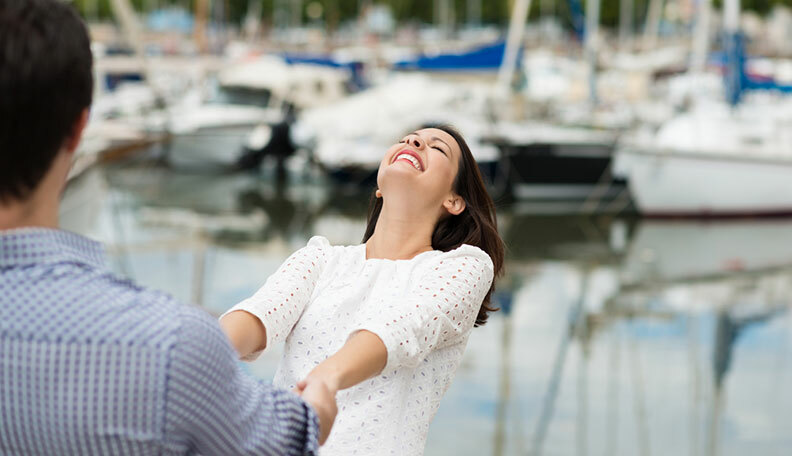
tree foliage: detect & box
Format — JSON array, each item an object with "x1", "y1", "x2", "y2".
[{"x1": 71, "y1": 0, "x2": 792, "y2": 30}]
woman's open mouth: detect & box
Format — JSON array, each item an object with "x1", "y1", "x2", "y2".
[{"x1": 392, "y1": 150, "x2": 424, "y2": 171}]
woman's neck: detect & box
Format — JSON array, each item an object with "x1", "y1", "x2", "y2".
[{"x1": 365, "y1": 205, "x2": 436, "y2": 260}]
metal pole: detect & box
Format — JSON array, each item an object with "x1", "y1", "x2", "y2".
[
  {"x1": 291, "y1": 0, "x2": 302, "y2": 27},
  {"x1": 541, "y1": 0, "x2": 554, "y2": 22},
  {"x1": 692, "y1": 0, "x2": 712, "y2": 73},
  {"x1": 723, "y1": 0, "x2": 740, "y2": 32},
  {"x1": 496, "y1": 0, "x2": 531, "y2": 95},
  {"x1": 643, "y1": 0, "x2": 664, "y2": 49},
  {"x1": 618, "y1": 0, "x2": 633, "y2": 50},
  {"x1": 585, "y1": 0, "x2": 601, "y2": 105},
  {"x1": 467, "y1": 0, "x2": 481, "y2": 26}
]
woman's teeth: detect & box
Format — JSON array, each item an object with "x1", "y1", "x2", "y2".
[{"x1": 395, "y1": 153, "x2": 422, "y2": 171}]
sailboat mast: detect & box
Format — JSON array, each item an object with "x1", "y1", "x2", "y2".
[
  {"x1": 194, "y1": 0, "x2": 209, "y2": 53},
  {"x1": 585, "y1": 0, "x2": 601, "y2": 105},
  {"x1": 724, "y1": 0, "x2": 740, "y2": 32},
  {"x1": 691, "y1": 0, "x2": 713, "y2": 73},
  {"x1": 467, "y1": 0, "x2": 481, "y2": 27},
  {"x1": 618, "y1": 0, "x2": 633, "y2": 50},
  {"x1": 496, "y1": 0, "x2": 531, "y2": 94}
]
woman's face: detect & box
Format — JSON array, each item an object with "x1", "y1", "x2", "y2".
[{"x1": 377, "y1": 128, "x2": 463, "y2": 212}]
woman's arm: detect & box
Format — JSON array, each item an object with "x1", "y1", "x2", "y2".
[
  {"x1": 297, "y1": 330, "x2": 387, "y2": 395},
  {"x1": 219, "y1": 236, "x2": 331, "y2": 360},
  {"x1": 219, "y1": 310, "x2": 267, "y2": 358}
]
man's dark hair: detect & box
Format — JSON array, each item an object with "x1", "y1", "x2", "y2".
[{"x1": 0, "y1": 0, "x2": 93, "y2": 202}]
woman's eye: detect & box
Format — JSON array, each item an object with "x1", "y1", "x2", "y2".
[{"x1": 433, "y1": 146, "x2": 447, "y2": 155}]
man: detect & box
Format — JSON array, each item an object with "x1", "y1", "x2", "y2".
[{"x1": 0, "y1": 0, "x2": 336, "y2": 454}]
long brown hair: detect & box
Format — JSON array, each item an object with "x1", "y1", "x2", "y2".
[{"x1": 362, "y1": 124, "x2": 505, "y2": 326}]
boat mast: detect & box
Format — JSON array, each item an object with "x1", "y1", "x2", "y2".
[
  {"x1": 643, "y1": 0, "x2": 664, "y2": 49},
  {"x1": 434, "y1": 0, "x2": 454, "y2": 39},
  {"x1": 496, "y1": 0, "x2": 531, "y2": 95},
  {"x1": 467, "y1": 0, "x2": 481, "y2": 27},
  {"x1": 109, "y1": 0, "x2": 145, "y2": 57},
  {"x1": 691, "y1": 0, "x2": 713, "y2": 73},
  {"x1": 194, "y1": 0, "x2": 209, "y2": 53},
  {"x1": 723, "y1": 0, "x2": 743, "y2": 105},
  {"x1": 584, "y1": 0, "x2": 601, "y2": 105},
  {"x1": 291, "y1": 0, "x2": 303, "y2": 27},
  {"x1": 618, "y1": 0, "x2": 633, "y2": 50}
]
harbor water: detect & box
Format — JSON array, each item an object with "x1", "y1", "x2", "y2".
[{"x1": 61, "y1": 160, "x2": 792, "y2": 456}]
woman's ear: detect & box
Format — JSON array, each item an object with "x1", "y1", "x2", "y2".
[{"x1": 443, "y1": 194, "x2": 466, "y2": 216}]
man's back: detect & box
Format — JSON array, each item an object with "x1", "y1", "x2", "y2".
[{"x1": 0, "y1": 228, "x2": 319, "y2": 455}]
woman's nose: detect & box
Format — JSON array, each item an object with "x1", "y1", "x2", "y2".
[{"x1": 408, "y1": 135, "x2": 423, "y2": 149}]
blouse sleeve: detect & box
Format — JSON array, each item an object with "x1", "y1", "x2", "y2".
[
  {"x1": 351, "y1": 245, "x2": 494, "y2": 373},
  {"x1": 221, "y1": 236, "x2": 330, "y2": 360}
]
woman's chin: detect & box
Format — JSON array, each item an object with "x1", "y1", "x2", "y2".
[{"x1": 379, "y1": 164, "x2": 423, "y2": 183}]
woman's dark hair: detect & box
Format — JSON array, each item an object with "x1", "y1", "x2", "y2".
[{"x1": 362, "y1": 124, "x2": 505, "y2": 326}]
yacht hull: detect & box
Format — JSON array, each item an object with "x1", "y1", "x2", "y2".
[{"x1": 615, "y1": 148, "x2": 792, "y2": 216}]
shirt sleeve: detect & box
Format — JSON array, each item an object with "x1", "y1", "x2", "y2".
[
  {"x1": 351, "y1": 246, "x2": 494, "y2": 373},
  {"x1": 165, "y1": 306, "x2": 320, "y2": 456},
  {"x1": 221, "y1": 236, "x2": 330, "y2": 360}
]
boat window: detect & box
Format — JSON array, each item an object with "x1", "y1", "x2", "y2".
[{"x1": 213, "y1": 86, "x2": 272, "y2": 108}]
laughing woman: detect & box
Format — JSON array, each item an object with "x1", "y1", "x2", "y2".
[{"x1": 220, "y1": 125, "x2": 505, "y2": 455}]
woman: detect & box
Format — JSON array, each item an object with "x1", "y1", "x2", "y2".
[{"x1": 220, "y1": 125, "x2": 505, "y2": 455}]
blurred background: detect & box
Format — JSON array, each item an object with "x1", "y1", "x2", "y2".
[{"x1": 60, "y1": 0, "x2": 792, "y2": 454}]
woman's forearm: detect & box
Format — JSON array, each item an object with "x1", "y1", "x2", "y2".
[
  {"x1": 219, "y1": 310, "x2": 268, "y2": 358},
  {"x1": 303, "y1": 330, "x2": 387, "y2": 394}
]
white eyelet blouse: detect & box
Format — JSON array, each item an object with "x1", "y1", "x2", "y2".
[{"x1": 223, "y1": 236, "x2": 495, "y2": 455}]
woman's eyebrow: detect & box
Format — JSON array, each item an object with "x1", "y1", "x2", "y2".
[{"x1": 432, "y1": 136, "x2": 451, "y2": 151}]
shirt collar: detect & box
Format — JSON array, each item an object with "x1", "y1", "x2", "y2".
[{"x1": 0, "y1": 227, "x2": 106, "y2": 269}]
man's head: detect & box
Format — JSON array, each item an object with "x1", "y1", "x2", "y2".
[{"x1": 0, "y1": 0, "x2": 93, "y2": 204}]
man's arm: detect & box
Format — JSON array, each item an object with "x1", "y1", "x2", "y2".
[{"x1": 165, "y1": 307, "x2": 336, "y2": 455}]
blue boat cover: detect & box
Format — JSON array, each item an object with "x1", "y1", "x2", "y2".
[{"x1": 392, "y1": 40, "x2": 515, "y2": 72}]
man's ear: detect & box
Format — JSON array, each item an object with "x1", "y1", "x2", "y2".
[
  {"x1": 64, "y1": 108, "x2": 90, "y2": 155},
  {"x1": 442, "y1": 194, "x2": 466, "y2": 216}
]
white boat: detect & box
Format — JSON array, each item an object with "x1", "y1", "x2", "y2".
[
  {"x1": 613, "y1": 98, "x2": 792, "y2": 216},
  {"x1": 217, "y1": 55, "x2": 352, "y2": 109},
  {"x1": 292, "y1": 74, "x2": 501, "y2": 186},
  {"x1": 155, "y1": 100, "x2": 284, "y2": 168},
  {"x1": 68, "y1": 79, "x2": 162, "y2": 181}
]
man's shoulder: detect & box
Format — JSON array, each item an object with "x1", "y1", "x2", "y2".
[
  {"x1": 52, "y1": 267, "x2": 218, "y2": 353},
  {"x1": 101, "y1": 279, "x2": 228, "y2": 355}
]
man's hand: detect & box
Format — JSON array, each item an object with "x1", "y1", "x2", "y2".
[{"x1": 296, "y1": 377, "x2": 337, "y2": 445}]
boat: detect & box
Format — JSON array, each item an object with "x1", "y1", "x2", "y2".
[
  {"x1": 151, "y1": 88, "x2": 286, "y2": 169},
  {"x1": 392, "y1": 40, "x2": 510, "y2": 72},
  {"x1": 293, "y1": 75, "x2": 501, "y2": 188},
  {"x1": 612, "y1": 0, "x2": 792, "y2": 216},
  {"x1": 483, "y1": 122, "x2": 622, "y2": 201},
  {"x1": 217, "y1": 55, "x2": 355, "y2": 110},
  {"x1": 613, "y1": 99, "x2": 792, "y2": 216}
]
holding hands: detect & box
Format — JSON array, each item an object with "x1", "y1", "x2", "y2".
[
  {"x1": 292, "y1": 330, "x2": 388, "y2": 446},
  {"x1": 294, "y1": 375, "x2": 338, "y2": 445}
]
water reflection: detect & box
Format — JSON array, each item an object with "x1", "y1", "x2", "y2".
[{"x1": 61, "y1": 164, "x2": 792, "y2": 455}]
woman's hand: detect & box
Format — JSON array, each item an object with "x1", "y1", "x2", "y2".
[
  {"x1": 294, "y1": 377, "x2": 338, "y2": 445},
  {"x1": 294, "y1": 371, "x2": 340, "y2": 398}
]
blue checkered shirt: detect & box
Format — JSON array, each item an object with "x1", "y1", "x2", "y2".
[{"x1": 0, "y1": 228, "x2": 319, "y2": 455}]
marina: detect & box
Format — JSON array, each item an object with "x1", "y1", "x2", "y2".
[
  {"x1": 61, "y1": 163, "x2": 792, "y2": 455},
  {"x1": 44, "y1": 0, "x2": 792, "y2": 453}
]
